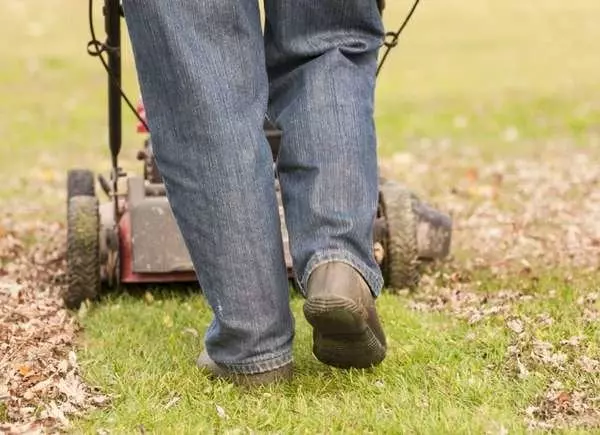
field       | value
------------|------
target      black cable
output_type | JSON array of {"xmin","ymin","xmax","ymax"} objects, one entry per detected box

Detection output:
[
  {"xmin": 376, "ymin": 0, "xmax": 421, "ymax": 77},
  {"xmin": 87, "ymin": 0, "xmax": 150, "ymax": 132}
]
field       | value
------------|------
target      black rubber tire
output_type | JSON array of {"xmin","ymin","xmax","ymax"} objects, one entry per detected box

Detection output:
[
  {"xmin": 379, "ymin": 180, "xmax": 420, "ymax": 292},
  {"xmin": 67, "ymin": 169, "xmax": 95, "ymax": 201},
  {"xmin": 63, "ymin": 195, "xmax": 101, "ymax": 309}
]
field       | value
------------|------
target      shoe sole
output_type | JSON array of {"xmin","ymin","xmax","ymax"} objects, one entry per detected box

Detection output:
[{"xmin": 303, "ymin": 296, "xmax": 386, "ymax": 369}]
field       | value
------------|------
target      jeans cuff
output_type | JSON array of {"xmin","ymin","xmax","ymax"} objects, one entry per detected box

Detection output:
[
  {"xmin": 217, "ymin": 350, "xmax": 293, "ymax": 375},
  {"xmin": 299, "ymin": 250, "xmax": 384, "ymax": 298}
]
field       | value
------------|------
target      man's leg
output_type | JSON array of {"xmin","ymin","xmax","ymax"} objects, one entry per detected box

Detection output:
[
  {"xmin": 122, "ymin": 0, "xmax": 294, "ymax": 375},
  {"xmin": 264, "ymin": 1, "xmax": 387, "ymax": 367}
]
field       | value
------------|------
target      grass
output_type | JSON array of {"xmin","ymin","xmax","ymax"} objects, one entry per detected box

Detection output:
[
  {"xmin": 75, "ymin": 276, "xmax": 600, "ymax": 433},
  {"xmin": 2, "ymin": 0, "xmax": 600, "ymax": 433}
]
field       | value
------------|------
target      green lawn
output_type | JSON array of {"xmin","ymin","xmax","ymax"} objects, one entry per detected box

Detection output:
[
  {"xmin": 2, "ymin": 0, "xmax": 600, "ymax": 433},
  {"xmin": 75, "ymin": 275, "xmax": 600, "ymax": 433}
]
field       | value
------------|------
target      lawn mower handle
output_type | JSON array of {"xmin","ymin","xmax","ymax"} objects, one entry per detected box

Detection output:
[
  {"xmin": 99, "ymin": 0, "xmax": 416, "ymax": 169},
  {"xmin": 105, "ymin": 0, "xmax": 122, "ymax": 171}
]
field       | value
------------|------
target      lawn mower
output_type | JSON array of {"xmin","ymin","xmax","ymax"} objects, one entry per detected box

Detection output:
[{"xmin": 63, "ymin": 0, "xmax": 452, "ymax": 309}]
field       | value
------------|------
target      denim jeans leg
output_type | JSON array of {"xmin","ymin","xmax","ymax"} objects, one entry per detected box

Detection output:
[
  {"xmin": 264, "ymin": 0, "xmax": 386, "ymax": 296},
  {"xmin": 122, "ymin": 0, "xmax": 294, "ymax": 374}
]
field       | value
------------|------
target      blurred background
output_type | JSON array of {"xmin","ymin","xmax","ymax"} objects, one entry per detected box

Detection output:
[{"xmin": 0, "ymin": 0, "xmax": 598, "ymax": 219}]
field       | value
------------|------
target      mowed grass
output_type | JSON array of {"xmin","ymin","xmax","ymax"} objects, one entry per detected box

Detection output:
[
  {"xmin": 2, "ymin": 0, "xmax": 600, "ymax": 433},
  {"xmin": 75, "ymin": 276, "xmax": 600, "ymax": 434},
  {"xmin": 74, "ymin": 289, "xmax": 523, "ymax": 433}
]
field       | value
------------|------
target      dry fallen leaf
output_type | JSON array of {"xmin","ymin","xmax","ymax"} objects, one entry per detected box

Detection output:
[
  {"xmin": 92, "ymin": 395, "xmax": 110, "ymax": 406},
  {"xmin": 17, "ymin": 365, "xmax": 33, "ymax": 377},
  {"xmin": 0, "ymin": 222, "xmax": 108, "ymax": 432},
  {"xmin": 577, "ymin": 356, "xmax": 600, "ymax": 373},
  {"xmin": 506, "ymin": 318, "xmax": 524, "ymax": 334},
  {"xmin": 557, "ymin": 391, "xmax": 571, "ymax": 406},
  {"xmin": 215, "ymin": 404, "xmax": 228, "ymax": 419},
  {"xmin": 164, "ymin": 395, "xmax": 181, "ymax": 410},
  {"xmin": 516, "ymin": 357, "xmax": 530, "ymax": 379},
  {"xmin": 560, "ymin": 336, "xmax": 583, "ymax": 347},
  {"xmin": 465, "ymin": 167, "xmax": 479, "ymax": 182},
  {"xmin": 536, "ymin": 313, "xmax": 554, "ymax": 326}
]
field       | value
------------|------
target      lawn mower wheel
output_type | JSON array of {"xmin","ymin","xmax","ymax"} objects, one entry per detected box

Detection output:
[
  {"xmin": 64, "ymin": 193, "xmax": 101, "ymax": 309},
  {"xmin": 67, "ymin": 169, "xmax": 95, "ymax": 200},
  {"xmin": 379, "ymin": 180, "xmax": 420, "ymax": 291}
]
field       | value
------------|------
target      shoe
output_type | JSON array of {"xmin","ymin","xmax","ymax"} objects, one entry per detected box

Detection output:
[
  {"xmin": 303, "ymin": 262, "xmax": 387, "ymax": 369},
  {"xmin": 196, "ymin": 350, "xmax": 293, "ymax": 387}
]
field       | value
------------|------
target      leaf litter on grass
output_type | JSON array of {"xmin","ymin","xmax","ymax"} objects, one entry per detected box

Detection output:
[
  {"xmin": 2, "ymin": 140, "xmax": 600, "ymax": 432},
  {"xmin": 0, "ymin": 219, "xmax": 107, "ymax": 434},
  {"xmin": 382, "ymin": 139, "xmax": 600, "ymax": 430}
]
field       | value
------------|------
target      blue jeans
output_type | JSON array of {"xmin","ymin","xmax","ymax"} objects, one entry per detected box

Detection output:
[{"xmin": 122, "ymin": 0, "xmax": 385, "ymax": 374}]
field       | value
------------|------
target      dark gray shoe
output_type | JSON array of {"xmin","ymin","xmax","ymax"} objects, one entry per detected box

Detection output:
[
  {"xmin": 303, "ymin": 262, "xmax": 387, "ymax": 369},
  {"xmin": 196, "ymin": 350, "xmax": 293, "ymax": 387}
]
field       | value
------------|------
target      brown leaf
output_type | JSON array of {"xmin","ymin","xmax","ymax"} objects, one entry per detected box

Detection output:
[
  {"xmin": 557, "ymin": 391, "xmax": 571, "ymax": 405},
  {"xmin": 18, "ymin": 365, "xmax": 33, "ymax": 377},
  {"xmin": 577, "ymin": 356, "xmax": 600, "ymax": 373},
  {"xmin": 465, "ymin": 167, "xmax": 479, "ymax": 182},
  {"xmin": 560, "ymin": 336, "xmax": 583, "ymax": 347},
  {"xmin": 27, "ymin": 380, "xmax": 52, "ymax": 399},
  {"xmin": 0, "ymin": 222, "xmax": 104, "ymax": 431}
]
